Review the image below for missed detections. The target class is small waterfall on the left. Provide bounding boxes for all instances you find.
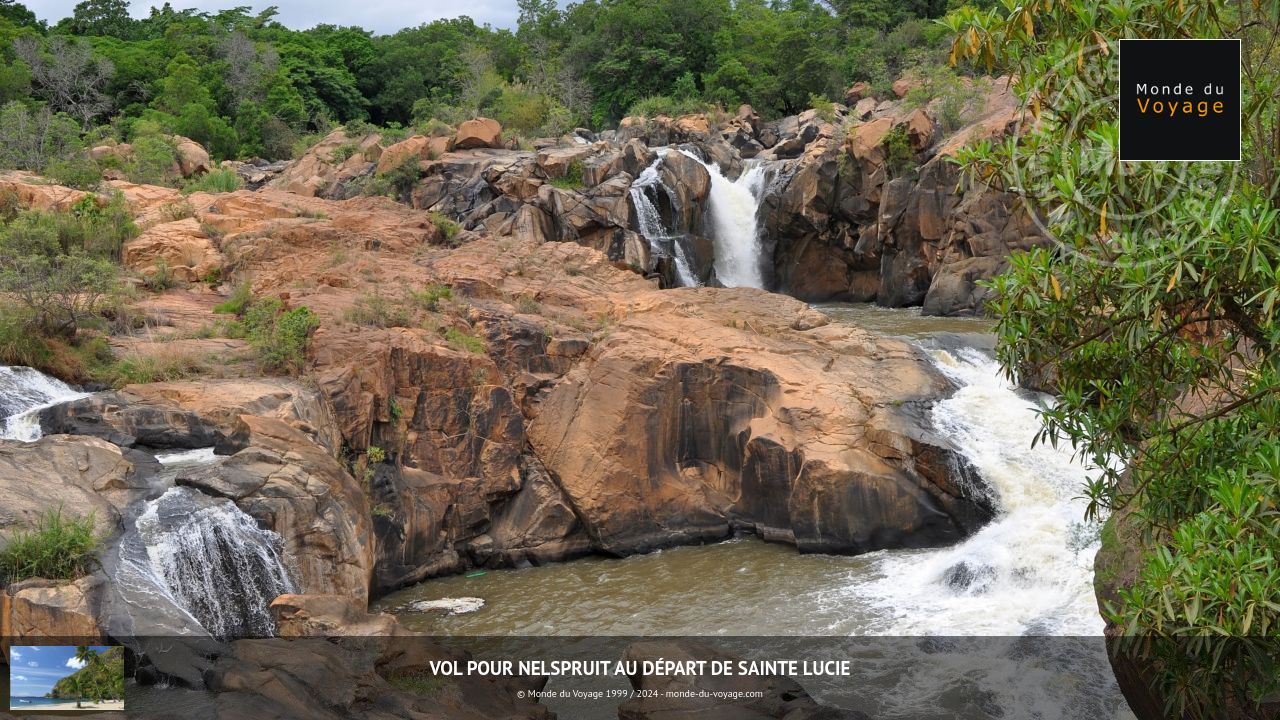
[133,486,295,639]
[0,366,88,441]
[630,152,700,286]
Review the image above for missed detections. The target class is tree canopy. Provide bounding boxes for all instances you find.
[0,0,959,162]
[948,0,1280,715]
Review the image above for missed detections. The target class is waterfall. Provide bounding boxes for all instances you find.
[135,486,295,639]
[678,150,768,289]
[862,347,1105,635]
[630,153,699,287]
[0,366,88,441]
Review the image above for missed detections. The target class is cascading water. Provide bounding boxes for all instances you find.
[861,345,1105,635]
[0,366,88,441]
[678,150,768,289]
[134,486,295,639]
[630,153,700,287]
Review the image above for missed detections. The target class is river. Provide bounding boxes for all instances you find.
[375,304,1131,719]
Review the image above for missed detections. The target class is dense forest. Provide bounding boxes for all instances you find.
[0,0,973,168]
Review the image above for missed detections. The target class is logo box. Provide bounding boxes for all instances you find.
[1118,38,1241,162]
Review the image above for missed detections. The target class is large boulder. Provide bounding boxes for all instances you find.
[122,217,226,283]
[454,117,504,150]
[0,434,149,535]
[4,576,106,641]
[171,135,211,178]
[921,255,1008,316]
[432,238,993,558]
[376,135,450,174]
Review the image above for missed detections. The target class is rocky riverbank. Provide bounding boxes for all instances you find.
[0,77,1047,717]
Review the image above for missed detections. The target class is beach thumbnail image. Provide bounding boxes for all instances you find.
[8,646,124,712]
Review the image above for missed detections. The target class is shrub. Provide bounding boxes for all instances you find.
[182,168,242,194]
[428,210,461,241]
[124,132,179,186]
[808,92,838,124]
[549,160,584,190]
[882,126,915,178]
[243,299,319,375]
[45,152,102,190]
[445,327,485,354]
[142,258,176,292]
[159,199,195,222]
[366,446,386,463]
[407,283,452,312]
[0,211,121,338]
[0,101,83,174]
[91,350,211,387]
[626,95,712,119]
[376,155,423,203]
[0,508,99,584]
[213,281,253,315]
[345,291,412,328]
[330,143,359,163]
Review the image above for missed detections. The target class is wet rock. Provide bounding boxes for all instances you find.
[922,256,1008,317]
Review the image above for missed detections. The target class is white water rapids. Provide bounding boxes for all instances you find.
[680,150,768,289]
[0,366,88,441]
[629,152,700,287]
[860,346,1105,635]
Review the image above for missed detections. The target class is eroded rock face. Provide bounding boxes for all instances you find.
[439,239,993,558]
[5,576,106,641]
[763,75,1044,312]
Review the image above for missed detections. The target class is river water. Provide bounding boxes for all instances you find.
[377,304,1131,719]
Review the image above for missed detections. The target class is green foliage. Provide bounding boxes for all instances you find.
[213,280,253,315]
[142,257,175,291]
[445,327,485,354]
[626,95,711,119]
[428,211,461,242]
[91,350,211,387]
[366,445,386,463]
[375,155,423,203]
[0,100,84,173]
[902,64,981,132]
[386,669,447,696]
[950,1,1280,715]
[881,126,914,178]
[345,290,412,328]
[241,297,319,375]
[0,507,99,584]
[50,647,125,702]
[0,199,132,338]
[407,283,453,312]
[182,168,242,194]
[45,152,102,190]
[548,160,584,190]
[808,92,837,124]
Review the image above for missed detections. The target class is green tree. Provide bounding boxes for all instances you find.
[64,0,137,38]
[947,0,1280,716]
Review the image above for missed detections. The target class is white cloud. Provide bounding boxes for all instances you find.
[27,661,38,667]
[65,657,86,670]
[9,649,20,660]
[13,675,26,681]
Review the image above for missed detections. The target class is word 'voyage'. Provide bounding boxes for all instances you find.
[1133,82,1228,118]
[426,659,854,677]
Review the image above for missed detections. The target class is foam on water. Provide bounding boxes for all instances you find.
[0,366,88,441]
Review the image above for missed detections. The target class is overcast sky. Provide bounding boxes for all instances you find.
[26,0,519,34]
